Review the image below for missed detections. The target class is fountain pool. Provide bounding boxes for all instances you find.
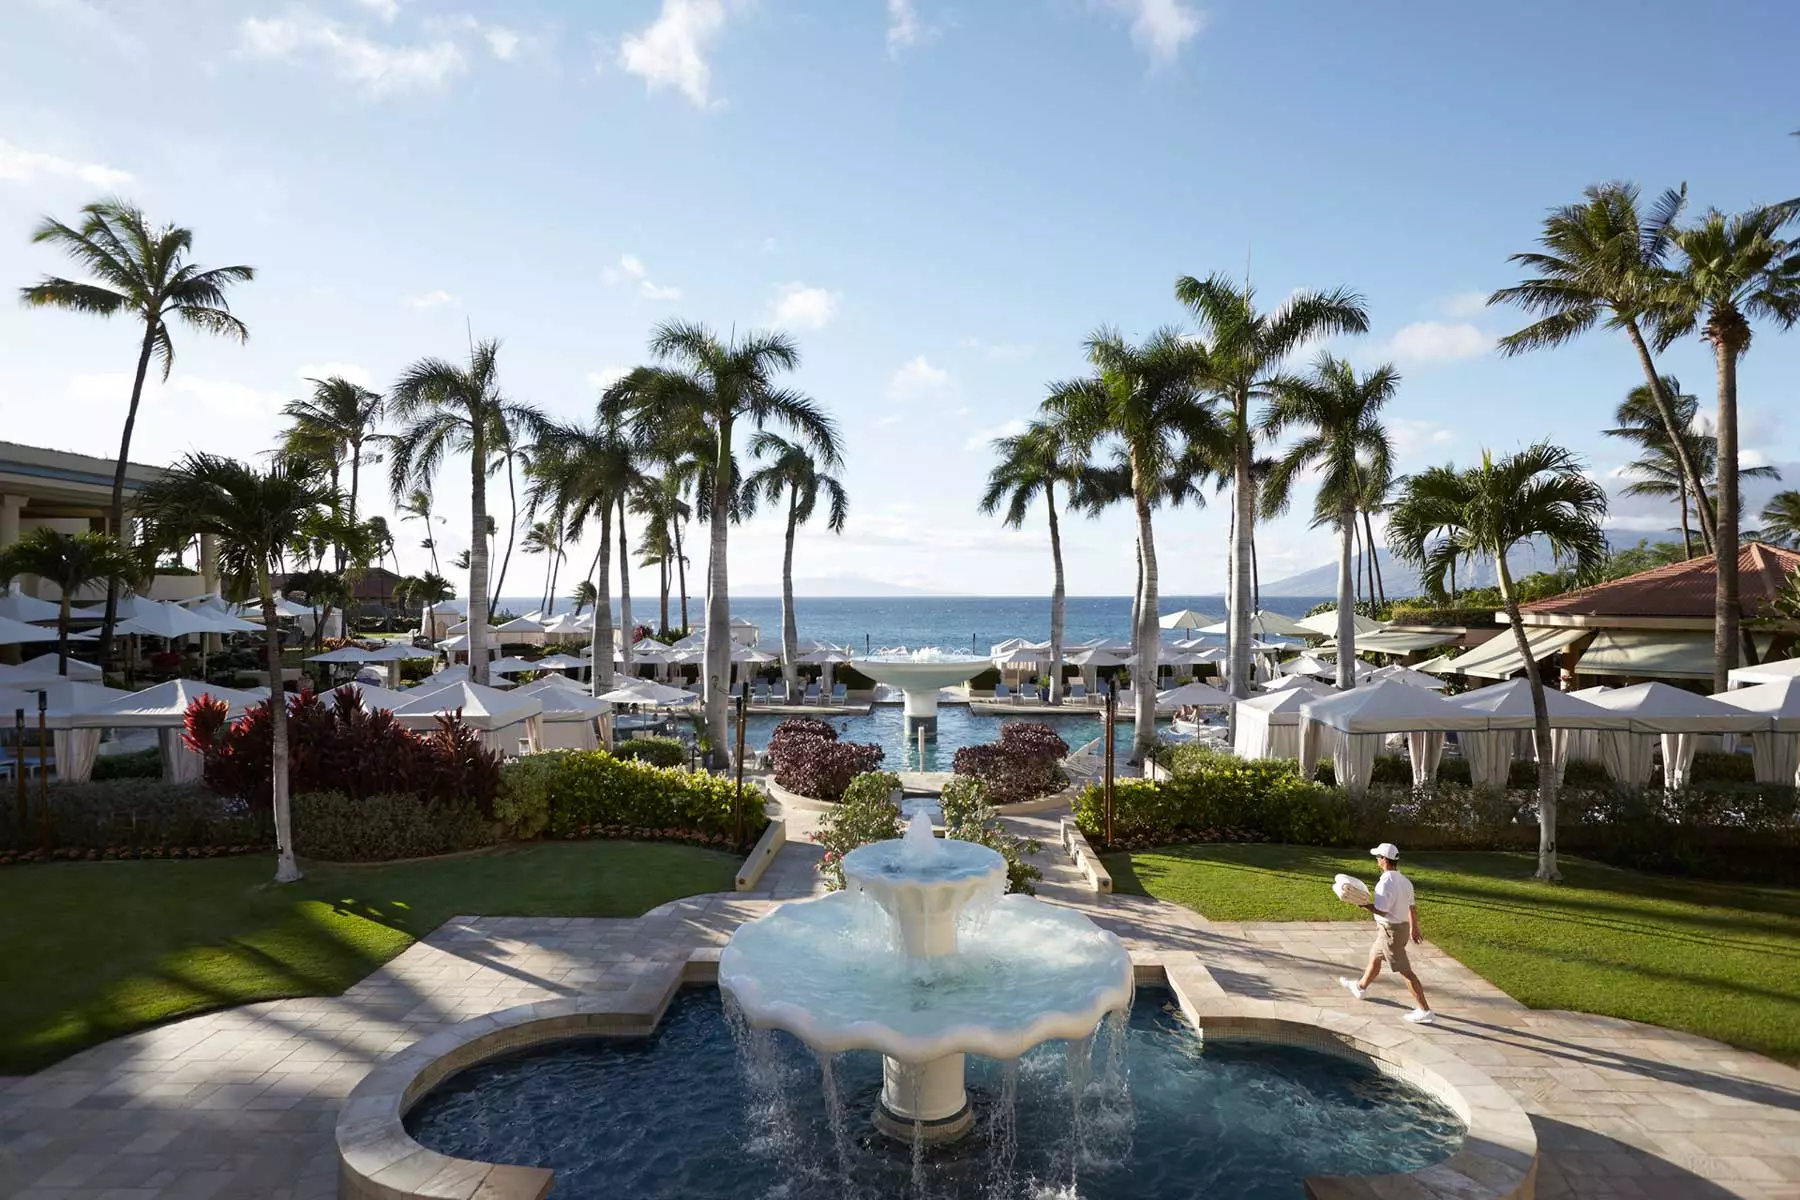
[739,706,1173,771]
[405,987,1465,1198]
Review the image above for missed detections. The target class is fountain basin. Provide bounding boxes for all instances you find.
[849,652,990,738]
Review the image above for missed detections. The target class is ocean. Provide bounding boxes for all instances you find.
[493,594,1335,649]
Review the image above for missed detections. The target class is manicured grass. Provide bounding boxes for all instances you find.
[0,841,739,1074]
[1107,845,1800,1065]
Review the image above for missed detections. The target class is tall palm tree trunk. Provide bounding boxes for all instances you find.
[490,454,519,611]
[1364,509,1386,608]
[704,418,734,762]
[1047,487,1066,705]
[100,324,159,667]
[617,495,634,677]
[674,511,689,632]
[260,565,301,883]
[1228,413,1255,700]
[1712,338,1741,693]
[659,553,670,634]
[1129,539,1142,662]
[56,595,72,676]
[1496,552,1558,881]
[1678,487,1694,559]
[1130,463,1160,761]
[781,484,799,693]
[593,505,615,694]
[467,425,491,685]
[1336,504,1357,690]
[1625,322,1716,552]
[1251,523,1261,611]
[1352,520,1365,605]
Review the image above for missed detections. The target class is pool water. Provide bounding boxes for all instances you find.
[739,705,1165,771]
[406,989,1463,1199]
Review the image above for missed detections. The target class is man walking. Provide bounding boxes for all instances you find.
[1340,842,1435,1024]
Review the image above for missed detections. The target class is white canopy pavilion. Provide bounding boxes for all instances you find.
[0,613,61,644]
[1294,609,1386,638]
[1155,680,1235,710]
[596,678,699,708]
[1446,679,1629,788]
[513,677,613,750]
[1299,680,1490,795]
[0,589,63,623]
[1586,682,1766,790]
[1367,664,1448,690]
[1232,688,1321,761]
[10,654,104,683]
[0,680,132,782]
[1712,679,1800,785]
[1728,658,1800,688]
[1197,610,1309,640]
[1260,674,1331,695]
[389,682,543,758]
[71,680,268,782]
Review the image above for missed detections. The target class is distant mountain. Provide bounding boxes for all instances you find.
[1260,532,1681,598]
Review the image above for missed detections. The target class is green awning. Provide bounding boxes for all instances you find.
[1573,631,1714,680]
[1441,628,1585,679]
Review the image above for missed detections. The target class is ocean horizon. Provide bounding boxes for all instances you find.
[487,594,1337,650]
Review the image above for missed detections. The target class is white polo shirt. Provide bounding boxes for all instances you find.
[1372,868,1415,927]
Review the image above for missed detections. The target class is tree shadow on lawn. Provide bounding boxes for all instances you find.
[1526,1116,1754,1198]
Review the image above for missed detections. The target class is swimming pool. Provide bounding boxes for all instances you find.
[739,703,1157,771]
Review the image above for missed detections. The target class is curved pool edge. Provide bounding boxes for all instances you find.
[335,953,1538,1200]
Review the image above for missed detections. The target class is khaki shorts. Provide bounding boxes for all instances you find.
[1372,921,1412,973]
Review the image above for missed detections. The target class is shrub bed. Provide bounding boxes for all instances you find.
[767,717,884,802]
[0,778,270,863]
[939,776,1041,894]
[292,790,491,862]
[952,722,1070,804]
[614,735,687,768]
[813,771,904,889]
[500,749,768,845]
[91,748,161,781]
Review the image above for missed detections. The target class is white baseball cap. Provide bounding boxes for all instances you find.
[1369,842,1401,860]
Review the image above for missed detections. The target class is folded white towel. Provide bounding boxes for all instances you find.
[1333,873,1371,904]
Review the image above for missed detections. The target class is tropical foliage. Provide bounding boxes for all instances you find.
[0,528,138,673]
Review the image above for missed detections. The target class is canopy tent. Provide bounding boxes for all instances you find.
[1233,688,1320,761]
[1158,608,1220,635]
[306,645,383,664]
[1432,628,1584,680]
[532,652,587,672]
[1727,657,1800,688]
[1279,653,1338,678]
[0,613,62,644]
[513,678,613,750]
[1714,680,1800,785]
[991,645,1046,666]
[494,615,548,636]
[1300,680,1490,795]
[71,680,267,782]
[1367,664,1448,690]
[415,664,472,688]
[1447,678,1628,787]
[445,620,504,638]
[1575,631,1713,681]
[389,682,543,757]
[1329,628,1461,656]
[1155,680,1235,709]
[9,654,104,683]
[1588,681,1767,789]
[488,656,547,677]
[530,671,591,692]
[596,678,699,707]
[315,680,415,714]
[1197,610,1309,639]
[0,680,133,782]
[1295,609,1386,638]
[1261,674,1331,694]
[0,588,63,623]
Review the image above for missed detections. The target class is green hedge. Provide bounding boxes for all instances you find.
[499,750,769,843]
[0,779,270,855]
[90,748,161,781]
[615,736,687,768]
[1080,747,1352,847]
[292,790,491,862]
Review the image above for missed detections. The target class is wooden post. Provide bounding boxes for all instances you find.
[1102,681,1116,848]
[37,694,49,853]
[13,708,24,836]
[733,689,748,850]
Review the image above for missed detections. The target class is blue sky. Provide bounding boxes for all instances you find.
[2,0,1796,599]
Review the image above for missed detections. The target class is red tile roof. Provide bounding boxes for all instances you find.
[1520,543,1800,620]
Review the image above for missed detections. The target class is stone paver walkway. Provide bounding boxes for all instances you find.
[2,810,1797,1199]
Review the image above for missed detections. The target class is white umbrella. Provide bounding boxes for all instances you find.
[489,656,546,676]
[1295,609,1387,638]
[1156,681,1236,708]
[13,654,104,682]
[1198,610,1310,639]
[1279,653,1337,678]
[534,652,587,671]
[596,678,699,707]
[0,614,64,644]
[1369,664,1448,690]
[494,615,548,635]
[0,589,62,623]
[992,645,1045,666]
[115,599,217,639]
[1261,675,1332,694]
[1067,646,1130,667]
[1159,608,1220,634]
[306,645,382,663]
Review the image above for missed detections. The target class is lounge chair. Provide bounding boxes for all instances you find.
[802,682,821,705]
[830,682,847,705]
[752,680,770,705]
[771,680,790,705]
[1069,682,1087,703]
[993,682,1010,703]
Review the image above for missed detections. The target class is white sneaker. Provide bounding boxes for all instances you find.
[1338,977,1366,1001]
[1404,1009,1436,1024]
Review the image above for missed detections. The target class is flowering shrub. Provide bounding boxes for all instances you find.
[813,770,903,889]
[939,776,1042,894]
[767,717,884,802]
[951,721,1070,805]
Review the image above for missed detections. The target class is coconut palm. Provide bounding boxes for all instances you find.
[570,579,598,616]
[1042,327,1217,757]
[603,323,839,759]
[1387,443,1608,881]
[0,529,138,675]
[521,520,563,615]
[634,488,680,633]
[1759,491,1800,548]
[386,340,544,686]
[1261,355,1398,688]
[18,199,255,656]
[396,487,444,573]
[395,571,455,640]
[1654,204,1800,691]
[745,432,850,691]
[1176,273,1370,701]
[136,454,336,883]
[1490,183,1713,557]
[280,377,384,543]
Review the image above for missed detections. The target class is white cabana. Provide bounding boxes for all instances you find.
[1159,609,1220,635]
[0,680,133,782]
[1367,664,1449,690]
[1279,653,1338,678]
[531,671,591,693]
[533,652,587,672]
[488,656,545,677]
[1155,680,1235,709]
[1233,688,1322,761]
[1587,682,1767,790]
[71,680,267,782]
[513,678,613,750]
[494,615,548,637]
[1713,679,1800,785]
[1300,680,1490,796]
[1728,657,1800,688]
[1261,674,1332,695]
[0,613,61,644]
[112,597,219,640]
[1448,679,1630,788]
[12,654,104,683]
[1198,610,1310,640]
[416,664,473,689]
[389,682,543,757]
[307,645,380,664]
[596,678,699,708]
[1294,609,1386,638]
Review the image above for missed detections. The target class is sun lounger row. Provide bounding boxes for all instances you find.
[990,683,1132,707]
[733,681,850,706]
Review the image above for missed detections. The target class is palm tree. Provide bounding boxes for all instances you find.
[522,520,561,614]
[570,579,598,616]
[136,454,337,883]
[1261,355,1398,688]
[1358,459,1395,609]
[395,571,455,639]
[635,493,677,633]
[1655,204,1800,691]
[18,199,255,657]
[979,418,1094,703]
[280,377,384,553]
[0,529,138,674]
[1043,327,1217,757]
[604,323,839,759]
[1176,273,1370,701]
[1387,444,1608,881]
[1759,491,1800,548]
[745,432,850,691]
[1603,378,1710,556]
[1490,183,1714,555]
[396,487,444,573]
[386,340,544,686]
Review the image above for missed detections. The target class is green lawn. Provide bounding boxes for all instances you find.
[0,841,739,1074]
[1107,845,1800,1065]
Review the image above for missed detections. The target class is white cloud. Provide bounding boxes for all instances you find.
[964,418,1026,452]
[1440,291,1490,319]
[482,25,521,59]
[604,254,682,300]
[26,0,143,58]
[295,362,375,388]
[639,280,683,301]
[587,366,630,391]
[770,282,840,330]
[1106,0,1204,65]
[1382,321,1491,363]
[403,289,456,309]
[430,15,524,60]
[1388,419,1456,458]
[0,137,132,188]
[618,0,730,108]
[887,355,951,399]
[352,0,401,20]
[886,0,933,56]
[238,13,465,97]
[966,338,1032,363]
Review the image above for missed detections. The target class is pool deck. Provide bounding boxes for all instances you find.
[2,804,1797,1199]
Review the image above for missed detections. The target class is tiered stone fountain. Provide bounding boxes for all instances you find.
[719,814,1134,1144]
